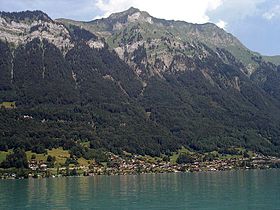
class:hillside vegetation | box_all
[0,9,280,165]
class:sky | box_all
[0,0,279,56]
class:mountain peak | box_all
[107,7,152,24]
[109,7,140,18]
[126,7,141,14]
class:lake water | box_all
[0,170,279,209]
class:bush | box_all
[176,153,195,164]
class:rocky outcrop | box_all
[0,14,74,53]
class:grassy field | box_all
[0,151,10,163]
[77,157,91,166]
[48,148,70,165]
[138,155,162,164]
[26,151,47,162]
[0,102,16,109]
[170,147,191,164]
[26,148,70,164]
[0,147,92,167]
[218,148,254,160]
[28,148,91,166]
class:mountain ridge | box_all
[0,9,280,157]
[0,10,52,23]
[58,7,280,67]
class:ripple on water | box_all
[0,170,279,210]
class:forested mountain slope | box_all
[1,9,280,156]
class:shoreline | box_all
[1,157,280,180]
[1,168,280,180]
[1,150,280,180]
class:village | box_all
[1,151,280,179]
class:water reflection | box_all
[0,170,279,209]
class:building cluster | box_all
[1,153,280,179]
[78,153,280,176]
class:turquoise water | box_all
[0,170,279,209]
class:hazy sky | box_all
[1,0,279,55]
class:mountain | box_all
[1,9,280,157]
[58,7,260,74]
[59,8,280,100]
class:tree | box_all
[31,145,46,154]
[46,155,56,168]
[70,168,78,176]
[162,156,170,162]
[176,153,195,164]
[69,145,85,158]
[203,153,217,162]
[243,151,250,158]
[0,148,28,168]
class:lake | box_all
[0,170,279,209]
